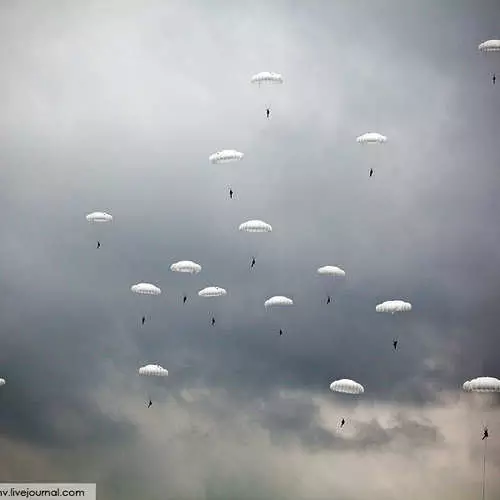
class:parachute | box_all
[463,377,500,500]
[239,220,273,233]
[250,72,284,85]
[170,261,202,274]
[329,379,364,395]
[317,266,346,277]
[264,296,293,308]
[478,40,500,80]
[86,212,113,222]
[198,286,227,298]
[0,378,5,386]
[138,364,169,377]
[131,283,162,295]
[356,132,387,144]
[85,211,113,248]
[209,150,244,164]
[376,300,412,314]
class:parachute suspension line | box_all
[482,437,487,500]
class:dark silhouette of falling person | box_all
[482,427,489,440]
[493,73,496,85]
[393,339,398,350]
[229,188,234,199]
[142,316,146,326]
[369,168,373,178]
[147,399,152,408]
[250,257,256,269]
[211,317,216,326]
[327,295,331,304]
[266,108,270,119]
[279,329,283,336]
[340,418,346,428]
[96,241,101,249]
[183,295,187,304]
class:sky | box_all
[0,0,500,498]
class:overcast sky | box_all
[0,0,500,498]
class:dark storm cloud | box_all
[0,0,499,498]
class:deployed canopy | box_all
[463,377,500,393]
[198,286,227,298]
[86,211,113,222]
[239,220,273,233]
[317,265,346,277]
[265,296,293,308]
[170,261,202,274]
[356,132,387,144]
[376,300,412,314]
[138,364,169,377]
[330,379,364,395]
[209,150,244,164]
[478,40,500,51]
[251,72,284,85]
[131,283,162,295]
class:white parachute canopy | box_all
[198,286,227,298]
[0,378,5,386]
[170,261,202,274]
[209,150,244,164]
[138,364,169,377]
[478,40,500,52]
[330,379,364,395]
[239,220,273,233]
[85,211,113,223]
[264,296,294,308]
[251,72,284,85]
[463,377,500,393]
[376,300,412,314]
[356,132,387,144]
[317,265,346,277]
[131,283,162,295]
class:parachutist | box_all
[147,400,152,408]
[369,168,374,178]
[211,317,216,326]
[96,241,101,249]
[229,188,234,199]
[340,418,346,428]
[493,73,496,85]
[393,339,398,350]
[250,257,256,269]
[266,108,270,119]
[183,295,187,304]
[142,316,146,326]
[279,329,283,336]
[482,428,489,440]
[326,295,331,304]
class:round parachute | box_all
[356,133,387,144]
[264,296,294,308]
[198,286,227,298]
[251,72,284,85]
[0,378,5,386]
[478,40,500,52]
[138,364,169,377]
[85,211,113,223]
[239,220,273,233]
[464,377,500,393]
[209,150,244,164]
[376,300,412,314]
[131,283,162,295]
[329,379,364,395]
[170,261,202,274]
[317,266,346,277]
